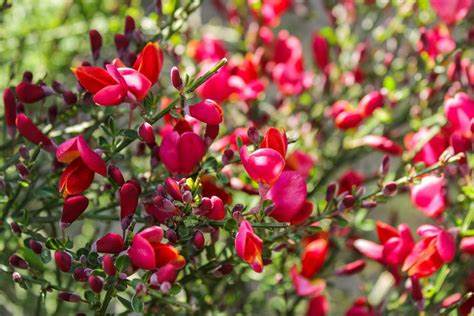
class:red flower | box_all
[260,127,288,158]
[119,180,141,229]
[358,91,384,118]
[240,145,285,186]
[312,33,330,74]
[359,135,403,156]
[248,0,291,26]
[95,233,125,254]
[56,135,106,196]
[301,237,329,278]
[61,195,89,229]
[402,225,455,278]
[307,295,329,316]
[188,99,223,125]
[290,265,326,297]
[418,26,455,59]
[158,130,206,175]
[235,220,264,272]
[15,82,47,104]
[338,170,364,194]
[188,36,227,63]
[128,226,185,270]
[133,42,163,85]
[16,113,56,152]
[404,128,448,166]
[410,175,447,218]
[429,0,472,25]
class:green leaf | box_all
[383,76,397,92]
[131,294,143,312]
[117,295,133,311]
[45,238,63,250]
[115,255,130,272]
[168,283,182,296]
[223,218,237,232]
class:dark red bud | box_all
[95,233,124,254]
[182,191,193,203]
[9,254,29,269]
[382,181,398,196]
[193,230,205,250]
[326,182,337,202]
[166,229,178,244]
[22,71,33,83]
[380,155,390,176]
[61,195,89,229]
[89,29,103,61]
[54,251,72,272]
[63,91,77,105]
[88,275,104,293]
[102,254,116,276]
[114,34,129,51]
[170,66,183,91]
[138,122,156,145]
[16,163,29,179]
[119,181,141,229]
[335,259,366,275]
[247,127,260,144]
[342,195,355,208]
[108,165,125,186]
[222,149,234,165]
[18,145,29,160]
[73,267,89,282]
[10,222,21,235]
[12,272,22,283]
[124,16,136,36]
[28,239,43,254]
[48,105,58,124]
[15,82,46,104]
[361,200,377,209]
[59,292,81,303]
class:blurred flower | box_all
[429,0,472,25]
[410,175,447,218]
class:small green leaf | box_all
[131,294,143,312]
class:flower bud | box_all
[9,254,29,269]
[383,181,398,196]
[16,163,29,179]
[3,87,17,137]
[326,182,337,202]
[342,195,355,208]
[124,16,136,36]
[212,262,233,277]
[138,122,156,145]
[95,233,124,254]
[61,195,89,229]
[193,230,205,250]
[182,191,193,204]
[107,165,125,186]
[73,267,89,282]
[88,275,104,293]
[28,239,43,254]
[63,91,77,105]
[15,82,46,104]
[222,149,234,165]
[164,178,182,201]
[160,281,171,293]
[358,91,384,117]
[54,251,72,272]
[48,105,58,124]
[361,200,377,209]
[166,229,178,244]
[102,254,116,276]
[16,113,56,152]
[247,127,260,144]
[114,34,129,51]
[170,66,183,91]
[89,29,102,61]
[10,221,22,235]
[460,237,474,255]
[379,155,390,176]
[18,145,29,160]
[59,292,81,303]
[120,180,141,230]
[335,259,366,275]
[12,272,22,283]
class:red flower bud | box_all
[10,222,22,235]
[88,275,104,293]
[358,91,384,117]
[102,254,116,276]
[119,181,141,229]
[335,111,363,130]
[193,230,205,250]
[460,237,474,255]
[383,181,398,196]
[95,233,124,254]
[170,66,183,91]
[114,34,129,51]
[133,42,163,85]
[16,113,56,152]
[58,292,81,303]
[89,29,102,61]
[124,15,136,36]
[9,254,29,269]
[164,178,183,201]
[312,33,330,73]
[28,239,43,254]
[188,99,223,125]
[54,251,72,272]
[138,122,156,145]
[15,82,46,104]
[61,195,89,229]
[3,88,17,137]
[335,259,366,275]
[73,267,89,282]
[107,164,125,186]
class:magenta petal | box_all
[95,233,124,254]
[93,84,127,106]
[178,132,206,175]
[76,135,106,176]
[188,99,223,125]
[119,181,140,222]
[240,146,285,185]
[416,224,441,237]
[159,131,181,174]
[266,171,307,222]
[436,230,456,262]
[353,239,384,261]
[290,266,326,297]
[128,235,156,270]
[138,226,164,243]
[119,68,152,101]
[56,137,79,163]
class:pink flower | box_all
[285,150,315,179]
[248,0,291,26]
[196,196,226,220]
[338,170,364,194]
[307,295,329,316]
[410,175,447,218]
[404,128,448,166]
[444,92,474,136]
[128,226,185,270]
[418,26,455,59]
[359,135,403,156]
[235,220,264,272]
[402,225,456,278]
[196,63,235,103]
[266,171,307,222]
[159,130,206,175]
[430,0,472,25]
[95,233,125,254]
[228,54,266,101]
[239,145,285,186]
[290,265,326,297]
[358,91,384,118]
[188,36,227,63]
[56,135,106,196]
[260,127,288,158]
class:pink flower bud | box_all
[360,135,403,156]
[358,91,384,117]
[197,196,226,220]
[95,233,124,254]
[15,82,46,104]
[89,29,102,60]
[10,222,21,235]
[54,251,72,272]
[239,146,285,186]
[3,88,17,137]
[188,99,223,125]
[342,195,355,208]
[166,229,178,244]
[119,180,141,229]
[88,275,104,293]
[170,66,183,91]
[164,178,183,201]
[193,230,205,250]
[59,292,81,303]
[383,181,398,196]
[138,122,156,145]
[247,126,260,144]
[28,239,43,254]
[380,155,390,175]
[102,254,116,276]
[9,254,29,269]
[12,272,22,283]
[61,195,89,229]
[73,268,89,282]
[16,113,56,152]
[150,264,178,286]
[107,164,125,186]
